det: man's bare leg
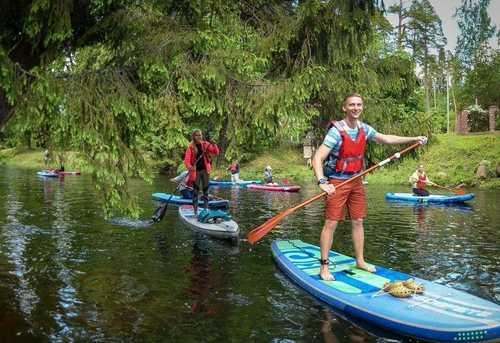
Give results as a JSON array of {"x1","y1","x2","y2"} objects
[
  {"x1": 320, "y1": 220, "x2": 338, "y2": 281},
  {"x1": 352, "y1": 219, "x2": 375, "y2": 272}
]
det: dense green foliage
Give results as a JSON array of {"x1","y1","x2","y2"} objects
[
  {"x1": 454, "y1": 0, "x2": 496, "y2": 70},
  {"x1": 453, "y1": 0, "x2": 499, "y2": 110},
  {"x1": 0, "y1": 0, "x2": 439, "y2": 216}
]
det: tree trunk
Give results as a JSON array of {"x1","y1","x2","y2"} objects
[
  {"x1": 216, "y1": 115, "x2": 230, "y2": 166},
  {"x1": 397, "y1": 0, "x2": 404, "y2": 50},
  {"x1": 0, "y1": 88, "x2": 15, "y2": 131},
  {"x1": 423, "y1": 44, "x2": 431, "y2": 113}
]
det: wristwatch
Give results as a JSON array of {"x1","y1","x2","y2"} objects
[{"x1": 317, "y1": 178, "x2": 328, "y2": 185}]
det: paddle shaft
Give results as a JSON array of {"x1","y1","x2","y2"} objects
[
  {"x1": 247, "y1": 142, "x2": 422, "y2": 244},
  {"x1": 431, "y1": 183, "x2": 466, "y2": 195}
]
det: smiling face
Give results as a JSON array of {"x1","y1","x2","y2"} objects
[{"x1": 342, "y1": 96, "x2": 364, "y2": 121}]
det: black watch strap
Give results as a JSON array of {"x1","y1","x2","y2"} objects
[{"x1": 317, "y1": 178, "x2": 328, "y2": 185}]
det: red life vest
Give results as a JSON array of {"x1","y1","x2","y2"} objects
[
  {"x1": 328, "y1": 121, "x2": 367, "y2": 174},
  {"x1": 417, "y1": 174, "x2": 427, "y2": 189}
]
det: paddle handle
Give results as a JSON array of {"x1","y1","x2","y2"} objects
[{"x1": 247, "y1": 142, "x2": 422, "y2": 244}]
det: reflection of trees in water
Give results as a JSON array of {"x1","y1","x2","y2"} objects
[
  {"x1": 49, "y1": 180, "x2": 83, "y2": 339},
  {"x1": 2, "y1": 194, "x2": 40, "y2": 319},
  {"x1": 0, "y1": 175, "x2": 87, "y2": 340}
]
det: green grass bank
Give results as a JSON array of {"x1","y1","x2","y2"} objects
[
  {"x1": 2, "y1": 133, "x2": 499, "y2": 189},
  {"x1": 213, "y1": 133, "x2": 500, "y2": 189}
]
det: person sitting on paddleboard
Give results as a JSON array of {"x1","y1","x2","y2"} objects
[
  {"x1": 184, "y1": 129, "x2": 220, "y2": 217},
  {"x1": 227, "y1": 160, "x2": 240, "y2": 183},
  {"x1": 171, "y1": 170, "x2": 194, "y2": 199},
  {"x1": 409, "y1": 165, "x2": 434, "y2": 197},
  {"x1": 313, "y1": 92, "x2": 428, "y2": 281},
  {"x1": 264, "y1": 165, "x2": 273, "y2": 184}
]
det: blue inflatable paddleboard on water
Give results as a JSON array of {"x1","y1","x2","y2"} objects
[
  {"x1": 386, "y1": 192, "x2": 474, "y2": 204},
  {"x1": 37, "y1": 171, "x2": 59, "y2": 177},
  {"x1": 209, "y1": 180, "x2": 261, "y2": 187},
  {"x1": 152, "y1": 192, "x2": 229, "y2": 208},
  {"x1": 272, "y1": 240, "x2": 500, "y2": 342}
]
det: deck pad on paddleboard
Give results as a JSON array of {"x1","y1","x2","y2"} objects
[
  {"x1": 152, "y1": 192, "x2": 229, "y2": 208},
  {"x1": 272, "y1": 240, "x2": 500, "y2": 342},
  {"x1": 386, "y1": 192, "x2": 474, "y2": 204},
  {"x1": 178, "y1": 205, "x2": 239, "y2": 239}
]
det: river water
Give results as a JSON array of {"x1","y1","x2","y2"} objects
[{"x1": 0, "y1": 166, "x2": 498, "y2": 342}]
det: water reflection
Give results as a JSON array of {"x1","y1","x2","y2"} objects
[
  {"x1": 184, "y1": 239, "x2": 218, "y2": 315},
  {"x1": 0, "y1": 169, "x2": 498, "y2": 341},
  {"x1": 2, "y1": 194, "x2": 40, "y2": 319}
]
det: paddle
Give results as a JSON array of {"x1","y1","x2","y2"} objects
[
  {"x1": 151, "y1": 193, "x2": 173, "y2": 223},
  {"x1": 431, "y1": 183, "x2": 466, "y2": 195},
  {"x1": 247, "y1": 142, "x2": 423, "y2": 245}
]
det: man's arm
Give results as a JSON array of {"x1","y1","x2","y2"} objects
[
  {"x1": 312, "y1": 144, "x2": 336, "y2": 195},
  {"x1": 374, "y1": 133, "x2": 427, "y2": 145},
  {"x1": 312, "y1": 145, "x2": 331, "y2": 181}
]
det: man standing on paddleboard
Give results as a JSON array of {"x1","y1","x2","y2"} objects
[{"x1": 312, "y1": 93, "x2": 428, "y2": 281}]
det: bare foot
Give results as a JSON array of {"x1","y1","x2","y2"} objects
[
  {"x1": 356, "y1": 261, "x2": 376, "y2": 273},
  {"x1": 320, "y1": 265, "x2": 335, "y2": 281}
]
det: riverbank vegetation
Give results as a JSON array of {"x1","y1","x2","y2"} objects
[
  {"x1": 1, "y1": 0, "x2": 498, "y2": 215},
  {"x1": 4, "y1": 132, "x2": 499, "y2": 189},
  {"x1": 211, "y1": 133, "x2": 500, "y2": 189}
]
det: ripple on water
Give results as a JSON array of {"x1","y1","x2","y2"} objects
[
  {"x1": 0, "y1": 171, "x2": 498, "y2": 342},
  {"x1": 108, "y1": 217, "x2": 155, "y2": 228}
]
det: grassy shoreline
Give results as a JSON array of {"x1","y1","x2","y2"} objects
[
  {"x1": 2, "y1": 133, "x2": 499, "y2": 189},
  {"x1": 211, "y1": 133, "x2": 500, "y2": 189}
]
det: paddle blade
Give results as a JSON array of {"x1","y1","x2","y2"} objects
[
  {"x1": 151, "y1": 204, "x2": 168, "y2": 223},
  {"x1": 247, "y1": 209, "x2": 292, "y2": 244},
  {"x1": 453, "y1": 188, "x2": 467, "y2": 195}
]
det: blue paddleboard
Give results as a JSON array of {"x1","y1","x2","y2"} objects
[
  {"x1": 209, "y1": 180, "x2": 262, "y2": 187},
  {"x1": 37, "y1": 170, "x2": 59, "y2": 177},
  {"x1": 272, "y1": 240, "x2": 500, "y2": 342},
  {"x1": 386, "y1": 192, "x2": 474, "y2": 204},
  {"x1": 152, "y1": 192, "x2": 229, "y2": 208}
]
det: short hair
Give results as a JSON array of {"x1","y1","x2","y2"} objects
[{"x1": 343, "y1": 93, "x2": 363, "y2": 106}]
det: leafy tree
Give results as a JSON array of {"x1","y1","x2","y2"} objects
[
  {"x1": 405, "y1": 0, "x2": 446, "y2": 113},
  {"x1": 454, "y1": 0, "x2": 497, "y2": 71},
  {"x1": 1, "y1": 0, "x2": 434, "y2": 216},
  {"x1": 462, "y1": 50, "x2": 500, "y2": 108},
  {"x1": 388, "y1": 0, "x2": 409, "y2": 50}
]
